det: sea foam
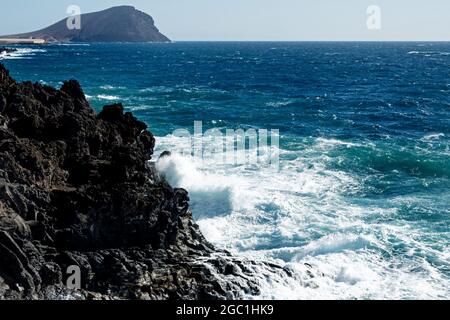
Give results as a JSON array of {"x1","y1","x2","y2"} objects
[
  {"x1": 0, "y1": 48, "x2": 47, "y2": 60},
  {"x1": 154, "y1": 134, "x2": 450, "y2": 299}
]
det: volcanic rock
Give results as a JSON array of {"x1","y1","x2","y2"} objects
[{"x1": 1, "y1": 6, "x2": 170, "y2": 43}]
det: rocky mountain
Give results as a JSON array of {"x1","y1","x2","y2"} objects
[
  {"x1": 1, "y1": 6, "x2": 170, "y2": 43},
  {"x1": 0, "y1": 64, "x2": 295, "y2": 299}
]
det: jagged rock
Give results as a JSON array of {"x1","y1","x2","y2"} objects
[{"x1": 0, "y1": 63, "x2": 292, "y2": 300}]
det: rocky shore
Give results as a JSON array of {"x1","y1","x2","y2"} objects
[{"x1": 0, "y1": 64, "x2": 293, "y2": 300}]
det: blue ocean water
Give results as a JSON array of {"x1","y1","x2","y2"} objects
[{"x1": 2, "y1": 42, "x2": 449, "y2": 299}]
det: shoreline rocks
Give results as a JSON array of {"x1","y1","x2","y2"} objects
[{"x1": 0, "y1": 63, "x2": 293, "y2": 300}]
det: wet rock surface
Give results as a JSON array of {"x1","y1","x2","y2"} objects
[{"x1": 0, "y1": 64, "x2": 292, "y2": 300}]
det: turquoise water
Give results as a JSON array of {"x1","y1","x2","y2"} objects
[{"x1": 2, "y1": 42, "x2": 449, "y2": 299}]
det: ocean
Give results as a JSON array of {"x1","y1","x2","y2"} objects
[{"x1": 2, "y1": 42, "x2": 449, "y2": 299}]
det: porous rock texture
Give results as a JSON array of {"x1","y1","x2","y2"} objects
[{"x1": 0, "y1": 64, "x2": 291, "y2": 300}]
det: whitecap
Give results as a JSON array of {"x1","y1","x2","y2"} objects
[
  {"x1": 407, "y1": 51, "x2": 450, "y2": 56},
  {"x1": 155, "y1": 153, "x2": 247, "y2": 218},
  {"x1": 139, "y1": 86, "x2": 172, "y2": 93},
  {"x1": 56, "y1": 43, "x2": 90, "y2": 47},
  {"x1": 0, "y1": 48, "x2": 47, "y2": 60},
  {"x1": 100, "y1": 85, "x2": 126, "y2": 90},
  {"x1": 96, "y1": 94, "x2": 120, "y2": 101},
  {"x1": 292, "y1": 234, "x2": 380, "y2": 259},
  {"x1": 422, "y1": 133, "x2": 445, "y2": 141},
  {"x1": 266, "y1": 100, "x2": 293, "y2": 108}
]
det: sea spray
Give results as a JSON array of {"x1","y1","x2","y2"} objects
[{"x1": 156, "y1": 153, "x2": 248, "y2": 218}]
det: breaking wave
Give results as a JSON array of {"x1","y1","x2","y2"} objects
[
  {"x1": 154, "y1": 134, "x2": 450, "y2": 299},
  {"x1": 0, "y1": 48, "x2": 47, "y2": 60}
]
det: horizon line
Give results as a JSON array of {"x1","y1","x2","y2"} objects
[{"x1": 170, "y1": 40, "x2": 450, "y2": 42}]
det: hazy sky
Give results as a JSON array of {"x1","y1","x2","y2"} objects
[{"x1": 0, "y1": 0, "x2": 449, "y2": 41}]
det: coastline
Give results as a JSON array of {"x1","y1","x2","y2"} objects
[
  {"x1": 0, "y1": 63, "x2": 294, "y2": 300},
  {"x1": 1, "y1": 42, "x2": 449, "y2": 300}
]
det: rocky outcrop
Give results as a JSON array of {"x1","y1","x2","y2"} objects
[
  {"x1": 1, "y1": 6, "x2": 170, "y2": 43},
  {"x1": 0, "y1": 64, "x2": 294, "y2": 300}
]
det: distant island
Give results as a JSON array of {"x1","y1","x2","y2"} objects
[{"x1": 0, "y1": 6, "x2": 170, "y2": 43}]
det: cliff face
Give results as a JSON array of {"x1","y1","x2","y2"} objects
[
  {"x1": 0, "y1": 64, "x2": 291, "y2": 300},
  {"x1": 2, "y1": 6, "x2": 170, "y2": 43}
]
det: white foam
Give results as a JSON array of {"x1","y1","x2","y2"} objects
[
  {"x1": 156, "y1": 153, "x2": 252, "y2": 218},
  {"x1": 293, "y1": 234, "x2": 380, "y2": 259},
  {"x1": 422, "y1": 133, "x2": 445, "y2": 141},
  {"x1": 154, "y1": 134, "x2": 450, "y2": 299},
  {"x1": 100, "y1": 85, "x2": 126, "y2": 90},
  {"x1": 56, "y1": 43, "x2": 90, "y2": 47},
  {"x1": 407, "y1": 51, "x2": 450, "y2": 56},
  {"x1": 0, "y1": 48, "x2": 47, "y2": 60},
  {"x1": 95, "y1": 94, "x2": 120, "y2": 101},
  {"x1": 315, "y1": 137, "x2": 365, "y2": 148},
  {"x1": 266, "y1": 100, "x2": 293, "y2": 108},
  {"x1": 139, "y1": 86, "x2": 173, "y2": 93}
]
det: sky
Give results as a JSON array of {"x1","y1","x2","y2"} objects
[{"x1": 0, "y1": 0, "x2": 449, "y2": 41}]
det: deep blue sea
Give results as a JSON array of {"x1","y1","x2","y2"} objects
[{"x1": 2, "y1": 42, "x2": 449, "y2": 299}]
